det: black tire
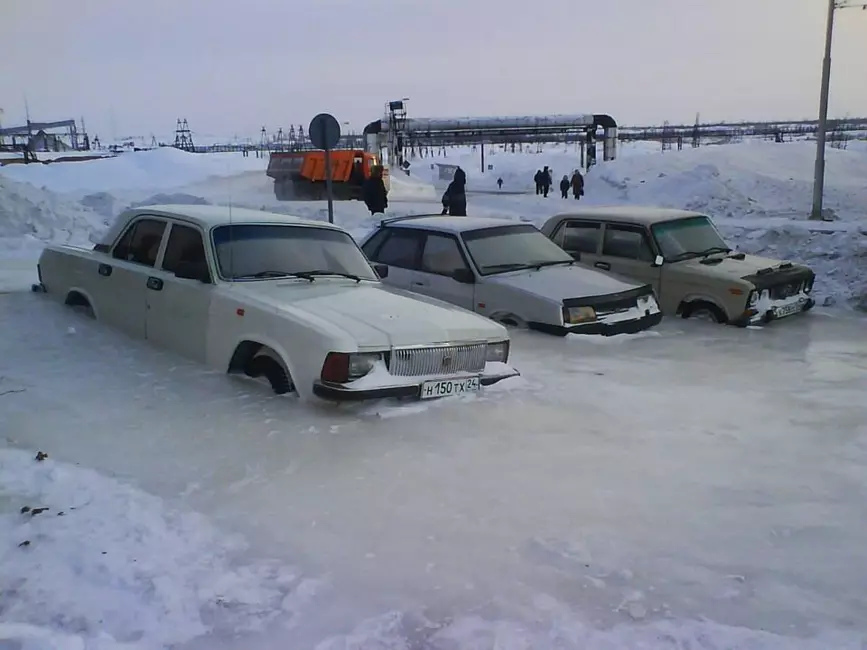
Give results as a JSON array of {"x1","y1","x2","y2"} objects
[
  {"x1": 245, "y1": 355, "x2": 294, "y2": 395},
  {"x1": 681, "y1": 301, "x2": 726, "y2": 324}
]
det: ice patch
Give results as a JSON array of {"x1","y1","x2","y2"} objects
[{"x1": 566, "y1": 329, "x2": 663, "y2": 344}]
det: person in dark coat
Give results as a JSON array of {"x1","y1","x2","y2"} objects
[
  {"x1": 541, "y1": 166, "x2": 551, "y2": 197},
  {"x1": 559, "y1": 175, "x2": 570, "y2": 199},
  {"x1": 362, "y1": 165, "x2": 388, "y2": 215},
  {"x1": 533, "y1": 170, "x2": 543, "y2": 195},
  {"x1": 570, "y1": 169, "x2": 585, "y2": 200},
  {"x1": 497, "y1": 177, "x2": 503, "y2": 190},
  {"x1": 441, "y1": 167, "x2": 467, "y2": 216}
]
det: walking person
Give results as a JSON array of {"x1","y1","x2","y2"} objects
[
  {"x1": 541, "y1": 165, "x2": 551, "y2": 197},
  {"x1": 559, "y1": 175, "x2": 570, "y2": 199},
  {"x1": 362, "y1": 165, "x2": 389, "y2": 215},
  {"x1": 441, "y1": 167, "x2": 467, "y2": 216},
  {"x1": 533, "y1": 169, "x2": 543, "y2": 195},
  {"x1": 497, "y1": 177, "x2": 503, "y2": 190},
  {"x1": 570, "y1": 169, "x2": 585, "y2": 200}
]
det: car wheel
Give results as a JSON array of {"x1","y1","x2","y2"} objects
[
  {"x1": 682, "y1": 302, "x2": 726, "y2": 324},
  {"x1": 245, "y1": 354, "x2": 294, "y2": 395}
]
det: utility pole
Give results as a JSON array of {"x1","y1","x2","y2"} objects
[{"x1": 811, "y1": 0, "x2": 866, "y2": 220}]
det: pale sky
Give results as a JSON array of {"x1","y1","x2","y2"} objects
[{"x1": 3, "y1": 0, "x2": 866, "y2": 142}]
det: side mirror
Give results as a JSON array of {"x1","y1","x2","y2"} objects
[
  {"x1": 373, "y1": 263, "x2": 389, "y2": 279},
  {"x1": 175, "y1": 261, "x2": 211, "y2": 283},
  {"x1": 451, "y1": 268, "x2": 476, "y2": 284},
  {"x1": 652, "y1": 255, "x2": 664, "y2": 267}
]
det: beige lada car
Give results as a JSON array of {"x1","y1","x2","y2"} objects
[{"x1": 540, "y1": 207, "x2": 816, "y2": 326}]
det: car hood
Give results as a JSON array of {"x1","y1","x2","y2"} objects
[
  {"x1": 485, "y1": 263, "x2": 642, "y2": 301},
  {"x1": 674, "y1": 253, "x2": 802, "y2": 281},
  {"x1": 234, "y1": 280, "x2": 505, "y2": 348}
]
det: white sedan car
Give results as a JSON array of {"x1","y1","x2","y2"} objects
[
  {"x1": 359, "y1": 215, "x2": 662, "y2": 336},
  {"x1": 33, "y1": 205, "x2": 519, "y2": 401}
]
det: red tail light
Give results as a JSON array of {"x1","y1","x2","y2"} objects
[{"x1": 321, "y1": 352, "x2": 349, "y2": 383}]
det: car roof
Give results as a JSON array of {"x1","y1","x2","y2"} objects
[
  {"x1": 549, "y1": 206, "x2": 708, "y2": 227},
  {"x1": 125, "y1": 204, "x2": 345, "y2": 231},
  {"x1": 385, "y1": 215, "x2": 535, "y2": 234}
]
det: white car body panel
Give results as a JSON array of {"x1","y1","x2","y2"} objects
[{"x1": 35, "y1": 205, "x2": 519, "y2": 401}]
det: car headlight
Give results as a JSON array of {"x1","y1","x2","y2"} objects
[
  {"x1": 321, "y1": 351, "x2": 382, "y2": 383},
  {"x1": 564, "y1": 305, "x2": 596, "y2": 325},
  {"x1": 486, "y1": 340, "x2": 510, "y2": 363},
  {"x1": 637, "y1": 294, "x2": 658, "y2": 311},
  {"x1": 348, "y1": 352, "x2": 381, "y2": 379}
]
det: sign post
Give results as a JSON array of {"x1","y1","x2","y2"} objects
[{"x1": 308, "y1": 113, "x2": 342, "y2": 224}]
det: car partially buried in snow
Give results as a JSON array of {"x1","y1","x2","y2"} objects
[
  {"x1": 358, "y1": 215, "x2": 662, "y2": 336},
  {"x1": 32, "y1": 205, "x2": 519, "y2": 401},
  {"x1": 540, "y1": 207, "x2": 816, "y2": 326}
]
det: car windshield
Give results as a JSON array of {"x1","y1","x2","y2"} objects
[
  {"x1": 651, "y1": 216, "x2": 731, "y2": 261},
  {"x1": 212, "y1": 224, "x2": 378, "y2": 281},
  {"x1": 462, "y1": 224, "x2": 575, "y2": 276}
]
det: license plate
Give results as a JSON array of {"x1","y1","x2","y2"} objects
[
  {"x1": 774, "y1": 301, "x2": 804, "y2": 319},
  {"x1": 420, "y1": 376, "x2": 481, "y2": 399}
]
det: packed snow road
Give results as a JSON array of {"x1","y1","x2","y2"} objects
[{"x1": 2, "y1": 291, "x2": 867, "y2": 645}]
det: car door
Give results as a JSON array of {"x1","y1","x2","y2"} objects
[
  {"x1": 414, "y1": 231, "x2": 476, "y2": 310},
  {"x1": 597, "y1": 223, "x2": 662, "y2": 293},
  {"x1": 551, "y1": 219, "x2": 604, "y2": 268},
  {"x1": 101, "y1": 217, "x2": 168, "y2": 339},
  {"x1": 145, "y1": 221, "x2": 213, "y2": 363},
  {"x1": 361, "y1": 227, "x2": 424, "y2": 290}
]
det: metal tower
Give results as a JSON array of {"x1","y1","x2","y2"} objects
[{"x1": 173, "y1": 119, "x2": 195, "y2": 151}]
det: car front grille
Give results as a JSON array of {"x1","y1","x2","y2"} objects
[{"x1": 388, "y1": 343, "x2": 487, "y2": 377}]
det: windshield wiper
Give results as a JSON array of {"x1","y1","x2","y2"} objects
[
  {"x1": 667, "y1": 246, "x2": 730, "y2": 263},
  {"x1": 232, "y1": 271, "x2": 297, "y2": 280},
  {"x1": 293, "y1": 270, "x2": 362, "y2": 283},
  {"x1": 698, "y1": 246, "x2": 731, "y2": 258},
  {"x1": 529, "y1": 260, "x2": 575, "y2": 270},
  {"x1": 481, "y1": 263, "x2": 534, "y2": 272}
]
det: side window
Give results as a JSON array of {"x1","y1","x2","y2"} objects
[
  {"x1": 421, "y1": 234, "x2": 468, "y2": 276},
  {"x1": 374, "y1": 229, "x2": 423, "y2": 269},
  {"x1": 602, "y1": 225, "x2": 654, "y2": 262},
  {"x1": 560, "y1": 221, "x2": 601, "y2": 254},
  {"x1": 361, "y1": 228, "x2": 390, "y2": 260},
  {"x1": 112, "y1": 218, "x2": 167, "y2": 268},
  {"x1": 161, "y1": 224, "x2": 208, "y2": 274}
]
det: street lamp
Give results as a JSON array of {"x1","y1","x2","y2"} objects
[{"x1": 811, "y1": 0, "x2": 866, "y2": 220}]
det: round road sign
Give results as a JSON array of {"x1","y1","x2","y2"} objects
[{"x1": 309, "y1": 113, "x2": 341, "y2": 150}]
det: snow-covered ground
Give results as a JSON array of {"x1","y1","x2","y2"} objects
[
  {"x1": 1, "y1": 140, "x2": 867, "y2": 648},
  {"x1": 2, "y1": 293, "x2": 867, "y2": 648}
]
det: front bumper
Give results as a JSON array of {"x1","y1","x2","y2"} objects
[
  {"x1": 312, "y1": 367, "x2": 520, "y2": 402},
  {"x1": 731, "y1": 296, "x2": 815, "y2": 327},
  {"x1": 531, "y1": 309, "x2": 663, "y2": 337}
]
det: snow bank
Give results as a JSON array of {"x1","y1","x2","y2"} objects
[
  {"x1": 388, "y1": 170, "x2": 438, "y2": 201},
  {"x1": 0, "y1": 447, "x2": 321, "y2": 649},
  {"x1": 411, "y1": 140, "x2": 867, "y2": 221},
  {"x1": 0, "y1": 175, "x2": 106, "y2": 244},
  {"x1": 0, "y1": 148, "x2": 266, "y2": 195}
]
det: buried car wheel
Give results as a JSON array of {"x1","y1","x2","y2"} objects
[
  {"x1": 65, "y1": 292, "x2": 95, "y2": 319},
  {"x1": 245, "y1": 352, "x2": 295, "y2": 395},
  {"x1": 681, "y1": 301, "x2": 726, "y2": 324}
]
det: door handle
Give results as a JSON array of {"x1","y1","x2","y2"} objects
[
  {"x1": 594, "y1": 262, "x2": 611, "y2": 271},
  {"x1": 146, "y1": 276, "x2": 163, "y2": 291},
  {"x1": 98, "y1": 263, "x2": 113, "y2": 277},
  {"x1": 411, "y1": 281, "x2": 427, "y2": 287}
]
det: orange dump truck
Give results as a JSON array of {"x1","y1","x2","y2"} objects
[{"x1": 266, "y1": 149, "x2": 390, "y2": 201}]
